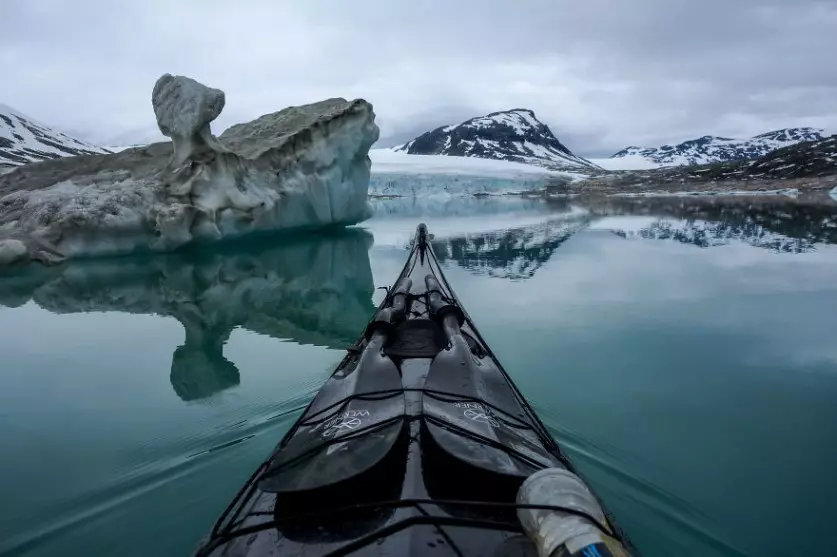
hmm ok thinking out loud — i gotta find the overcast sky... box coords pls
[2,0,836,156]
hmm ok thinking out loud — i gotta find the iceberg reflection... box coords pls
[0,229,376,400]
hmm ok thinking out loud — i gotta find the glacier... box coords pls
[368,195,550,219]
[368,148,579,199]
[0,74,379,268]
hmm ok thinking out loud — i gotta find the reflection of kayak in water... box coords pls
[196,224,635,556]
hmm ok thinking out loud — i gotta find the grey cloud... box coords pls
[1,0,835,156]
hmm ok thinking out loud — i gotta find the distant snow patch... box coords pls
[587,156,661,171]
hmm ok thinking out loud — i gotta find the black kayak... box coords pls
[195,224,635,557]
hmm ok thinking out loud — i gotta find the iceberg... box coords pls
[0,74,379,267]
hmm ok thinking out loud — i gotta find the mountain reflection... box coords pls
[580,196,837,252]
[431,213,590,279]
[0,230,376,401]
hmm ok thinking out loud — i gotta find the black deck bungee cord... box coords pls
[198,498,614,557]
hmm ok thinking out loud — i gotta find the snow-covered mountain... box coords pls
[612,128,826,167]
[0,103,111,169]
[395,109,600,171]
[746,134,837,179]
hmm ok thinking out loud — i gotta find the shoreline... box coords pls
[367,178,837,205]
[542,174,837,204]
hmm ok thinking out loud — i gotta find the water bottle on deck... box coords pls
[517,468,632,557]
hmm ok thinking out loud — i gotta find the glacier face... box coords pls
[368,148,575,199]
[369,172,550,197]
[368,195,549,219]
[0,75,379,267]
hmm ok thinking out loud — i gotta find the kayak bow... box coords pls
[196,223,634,557]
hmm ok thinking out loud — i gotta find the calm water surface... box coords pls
[1,196,836,557]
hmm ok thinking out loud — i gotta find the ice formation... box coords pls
[0,74,379,267]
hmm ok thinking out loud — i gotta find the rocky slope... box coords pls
[0,103,111,170]
[396,109,598,171]
[559,134,837,198]
[0,74,379,268]
[613,128,826,166]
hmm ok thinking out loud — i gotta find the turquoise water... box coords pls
[1,197,836,556]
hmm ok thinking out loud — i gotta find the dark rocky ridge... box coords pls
[396,109,599,171]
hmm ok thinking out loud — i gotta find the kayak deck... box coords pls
[196,224,625,556]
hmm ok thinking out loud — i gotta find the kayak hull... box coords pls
[196,224,630,557]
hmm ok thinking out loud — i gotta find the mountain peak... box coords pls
[612,127,826,166]
[1,103,111,169]
[396,109,598,171]
[489,108,537,118]
[752,127,824,141]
